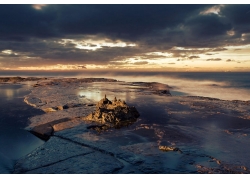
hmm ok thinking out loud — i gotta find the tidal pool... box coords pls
[75,82,250,173]
[0,84,44,173]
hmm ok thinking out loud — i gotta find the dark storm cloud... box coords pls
[52,4,212,41]
[0,5,58,40]
[185,13,232,38]
[0,4,210,41]
[0,4,250,67]
[220,5,250,34]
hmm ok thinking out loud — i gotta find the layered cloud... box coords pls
[0,4,249,71]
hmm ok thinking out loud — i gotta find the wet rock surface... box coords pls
[9,77,250,174]
[13,136,94,173]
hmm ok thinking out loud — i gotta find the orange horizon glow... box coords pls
[1,43,249,72]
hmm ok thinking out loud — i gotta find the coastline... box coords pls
[1,77,250,173]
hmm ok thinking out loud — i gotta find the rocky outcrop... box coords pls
[0,77,47,83]
[84,95,140,128]
[29,96,140,139]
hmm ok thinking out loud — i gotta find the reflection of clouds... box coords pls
[78,90,102,102]
[103,75,250,101]
[78,82,138,103]
[3,89,14,98]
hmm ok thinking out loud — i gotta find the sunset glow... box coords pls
[0,4,249,72]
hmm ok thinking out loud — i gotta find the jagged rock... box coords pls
[159,146,182,153]
[84,95,140,128]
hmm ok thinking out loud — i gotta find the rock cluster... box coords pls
[84,95,140,128]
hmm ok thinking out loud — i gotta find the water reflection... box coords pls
[3,89,14,98]
[75,75,250,101]
[0,84,23,99]
[0,84,44,173]
[78,82,138,103]
[77,81,250,172]
[78,90,102,102]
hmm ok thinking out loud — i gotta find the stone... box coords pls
[42,107,57,113]
[159,146,182,153]
[57,106,64,110]
[84,95,140,128]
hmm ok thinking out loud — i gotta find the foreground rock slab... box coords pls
[13,136,94,173]
[25,152,124,174]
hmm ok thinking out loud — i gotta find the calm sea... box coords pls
[1,71,249,100]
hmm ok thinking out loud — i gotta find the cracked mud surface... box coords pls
[12,78,250,174]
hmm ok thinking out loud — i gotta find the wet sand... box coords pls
[3,77,250,174]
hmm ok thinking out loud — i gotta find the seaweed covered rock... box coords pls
[84,95,140,128]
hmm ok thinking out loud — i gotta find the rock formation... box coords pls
[84,95,140,128]
[159,146,182,153]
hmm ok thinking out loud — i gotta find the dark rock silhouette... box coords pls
[0,77,47,83]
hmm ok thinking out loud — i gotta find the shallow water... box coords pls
[76,82,250,173]
[1,71,250,100]
[76,72,250,101]
[0,84,44,173]
[3,77,250,173]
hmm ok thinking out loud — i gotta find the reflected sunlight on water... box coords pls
[0,84,44,173]
[90,75,250,101]
[1,71,250,100]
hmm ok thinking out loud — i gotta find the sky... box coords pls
[0,4,250,72]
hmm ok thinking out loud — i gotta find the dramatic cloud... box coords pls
[0,4,249,71]
[220,5,250,34]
